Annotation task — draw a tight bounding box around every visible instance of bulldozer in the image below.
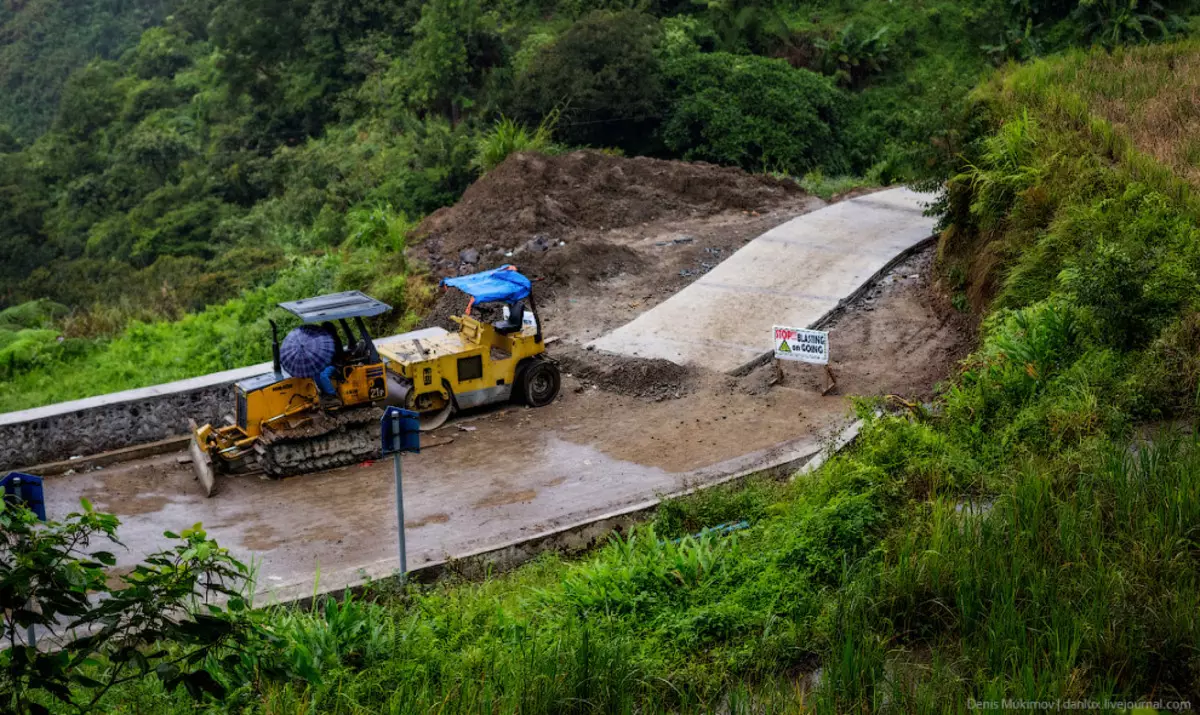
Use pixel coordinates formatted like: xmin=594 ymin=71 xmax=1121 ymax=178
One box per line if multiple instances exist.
xmin=189 ymin=265 xmax=560 ymax=496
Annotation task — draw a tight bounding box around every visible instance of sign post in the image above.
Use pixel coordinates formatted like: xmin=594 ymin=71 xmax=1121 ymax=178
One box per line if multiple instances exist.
xmin=3 ymin=472 xmax=45 ymax=648
xmin=380 ymin=408 xmax=421 ymax=582
xmin=772 ymin=325 xmax=837 ymax=394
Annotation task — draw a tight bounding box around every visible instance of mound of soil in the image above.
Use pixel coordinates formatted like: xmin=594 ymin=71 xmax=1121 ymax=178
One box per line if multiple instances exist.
xmin=554 ymin=344 xmax=696 ymax=402
xmin=412 ymin=150 xmax=804 ymax=277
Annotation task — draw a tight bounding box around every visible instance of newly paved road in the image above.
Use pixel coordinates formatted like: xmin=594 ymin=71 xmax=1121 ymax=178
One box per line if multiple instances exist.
xmin=588 ymin=187 xmax=937 ymax=372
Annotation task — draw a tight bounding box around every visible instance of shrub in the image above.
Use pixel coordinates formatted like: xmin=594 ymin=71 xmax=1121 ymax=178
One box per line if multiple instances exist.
xmin=660 ymin=52 xmax=848 ymax=175
xmin=511 ymin=10 xmax=664 ymax=152
xmin=1059 ymin=185 xmax=1200 ymax=349
xmin=814 ymin=23 xmax=893 ymax=88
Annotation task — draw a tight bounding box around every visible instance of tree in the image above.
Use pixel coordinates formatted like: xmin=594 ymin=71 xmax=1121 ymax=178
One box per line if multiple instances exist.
xmin=511 ymin=10 xmax=665 ymax=152
xmin=402 ymin=0 xmax=505 ymax=122
xmin=661 ymin=52 xmax=848 ymax=175
xmin=692 ymin=0 xmax=791 ymax=54
xmin=0 ymin=497 xmax=263 ymax=713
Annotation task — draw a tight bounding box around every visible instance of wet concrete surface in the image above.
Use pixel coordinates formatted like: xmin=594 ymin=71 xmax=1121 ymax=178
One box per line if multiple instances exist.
xmin=45 ymin=380 xmax=840 ymax=600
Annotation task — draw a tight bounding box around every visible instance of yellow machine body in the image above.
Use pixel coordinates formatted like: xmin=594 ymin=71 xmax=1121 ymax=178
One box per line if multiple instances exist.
xmin=192 ymin=360 xmax=386 ymax=489
xmin=377 ymin=315 xmax=545 ymax=415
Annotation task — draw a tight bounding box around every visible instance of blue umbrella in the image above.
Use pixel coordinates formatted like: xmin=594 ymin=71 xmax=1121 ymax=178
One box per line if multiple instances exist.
xmin=280 ymin=325 xmax=336 ymax=378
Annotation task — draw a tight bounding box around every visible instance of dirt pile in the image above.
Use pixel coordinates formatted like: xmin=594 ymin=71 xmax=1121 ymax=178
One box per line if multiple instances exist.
xmin=554 ymin=344 xmax=696 ymax=401
xmin=412 ymin=150 xmax=804 ymax=277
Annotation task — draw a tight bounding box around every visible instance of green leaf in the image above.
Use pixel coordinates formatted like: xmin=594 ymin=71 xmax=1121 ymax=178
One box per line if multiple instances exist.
xmin=155 ymin=662 xmax=180 ymax=682
xmin=80 ymin=497 xmax=93 ymax=512
xmin=70 ymin=672 xmax=105 ymax=688
xmin=182 ymin=669 xmax=226 ymax=700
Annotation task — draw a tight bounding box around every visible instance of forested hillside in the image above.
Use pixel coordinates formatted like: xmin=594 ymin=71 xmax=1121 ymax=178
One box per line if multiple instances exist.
xmin=0 ymin=0 xmax=180 ymax=141
xmin=0 ymin=0 xmax=1194 ymax=411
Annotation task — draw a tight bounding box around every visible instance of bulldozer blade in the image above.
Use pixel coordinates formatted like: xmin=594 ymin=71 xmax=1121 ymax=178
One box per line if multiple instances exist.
xmin=189 ymin=434 xmax=217 ymax=497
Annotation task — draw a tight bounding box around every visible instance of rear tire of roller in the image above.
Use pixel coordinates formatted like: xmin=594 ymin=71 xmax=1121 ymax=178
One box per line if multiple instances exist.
xmin=519 ymin=360 xmax=560 ymax=408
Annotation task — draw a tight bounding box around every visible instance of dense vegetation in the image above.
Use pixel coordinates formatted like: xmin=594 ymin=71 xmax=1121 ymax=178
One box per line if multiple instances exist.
xmin=0 ymin=0 xmax=181 ymax=143
xmin=0 ymin=0 xmax=1153 ymax=411
xmin=7 ymin=2 xmax=1200 ymax=711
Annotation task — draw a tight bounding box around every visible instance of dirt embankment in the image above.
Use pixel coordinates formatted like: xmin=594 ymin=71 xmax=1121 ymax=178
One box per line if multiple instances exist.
xmin=413 ymin=150 xmax=805 ymax=277
xmin=410 ymin=149 xmax=970 ymax=410
xmin=411 ymin=150 xmax=823 ymax=341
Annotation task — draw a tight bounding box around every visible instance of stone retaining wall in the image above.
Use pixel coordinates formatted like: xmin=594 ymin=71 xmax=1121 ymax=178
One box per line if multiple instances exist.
xmin=0 ymin=363 xmax=269 ymax=472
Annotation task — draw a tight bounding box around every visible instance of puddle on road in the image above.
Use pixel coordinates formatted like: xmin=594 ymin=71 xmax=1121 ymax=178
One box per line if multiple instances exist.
xmin=474 ymin=489 xmax=537 ymax=509
xmin=406 ymin=513 xmax=450 ymax=528
xmin=76 ymin=458 xmax=187 ymax=516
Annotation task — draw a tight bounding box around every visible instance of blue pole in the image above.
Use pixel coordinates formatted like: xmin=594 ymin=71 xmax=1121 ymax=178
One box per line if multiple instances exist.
xmin=393 ymin=452 xmax=407 ymax=582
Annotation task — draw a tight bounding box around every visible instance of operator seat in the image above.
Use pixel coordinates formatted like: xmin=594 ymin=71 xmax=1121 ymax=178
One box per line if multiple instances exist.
xmin=321 ymin=322 xmax=346 ymax=364
xmin=493 ymin=301 xmax=525 ymax=335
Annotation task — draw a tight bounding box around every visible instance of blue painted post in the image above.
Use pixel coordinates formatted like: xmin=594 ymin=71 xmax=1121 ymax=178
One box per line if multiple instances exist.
xmin=381 ymin=408 xmax=420 ymax=583
xmin=3 ymin=472 xmax=45 ymax=649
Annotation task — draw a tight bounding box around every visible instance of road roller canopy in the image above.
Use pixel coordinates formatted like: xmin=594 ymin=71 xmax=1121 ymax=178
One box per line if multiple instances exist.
xmin=441 ymin=265 xmax=531 ymax=304
xmin=278 ymin=291 xmax=392 ymax=324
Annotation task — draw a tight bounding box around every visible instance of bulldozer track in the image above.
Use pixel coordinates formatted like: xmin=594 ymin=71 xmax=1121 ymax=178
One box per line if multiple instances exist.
xmin=258 ymin=406 xmax=383 ymax=478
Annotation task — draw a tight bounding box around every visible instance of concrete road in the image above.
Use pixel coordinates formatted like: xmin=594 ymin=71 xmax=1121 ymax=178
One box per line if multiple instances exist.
xmin=587 ymin=187 xmax=937 ymax=372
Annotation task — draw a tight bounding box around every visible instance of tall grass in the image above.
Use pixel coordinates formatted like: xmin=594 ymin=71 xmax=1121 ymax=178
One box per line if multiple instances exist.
xmin=472 ymin=111 xmax=560 ymax=174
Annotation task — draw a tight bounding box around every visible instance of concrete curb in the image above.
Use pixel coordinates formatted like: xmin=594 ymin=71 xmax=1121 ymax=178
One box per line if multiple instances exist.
xmin=22 ymin=436 xmax=191 ymax=477
xmin=260 ymin=417 xmax=867 ymax=608
xmin=727 ymin=234 xmax=938 ymax=378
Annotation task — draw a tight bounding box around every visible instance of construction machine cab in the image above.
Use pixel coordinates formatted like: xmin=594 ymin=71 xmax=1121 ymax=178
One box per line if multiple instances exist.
xmin=189 ymin=291 xmax=394 ymax=497
xmin=277 ymin=291 xmax=389 ymax=367
xmin=445 ymin=265 xmax=543 ymax=340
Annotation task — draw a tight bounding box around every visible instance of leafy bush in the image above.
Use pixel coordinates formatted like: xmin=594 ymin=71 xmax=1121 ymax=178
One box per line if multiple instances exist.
xmin=512 ymin=10 xmax=665 ymax=151
xmin=1073 ymin=0 xmax=1178 ymax=47
xmin=1060 ymin=186 xmax=1200 ymax=349
xmin=0 ymin=498 xmax=268 ymax=712
xmin=660 ymin=52 xmax=848 ymax=175
xmin=814 ymin=23 xmax=893 ymax=88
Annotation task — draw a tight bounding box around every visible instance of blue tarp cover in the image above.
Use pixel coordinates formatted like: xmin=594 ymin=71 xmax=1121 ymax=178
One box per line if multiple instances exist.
xmin=441 ymin=266 xmax=531 ymax=304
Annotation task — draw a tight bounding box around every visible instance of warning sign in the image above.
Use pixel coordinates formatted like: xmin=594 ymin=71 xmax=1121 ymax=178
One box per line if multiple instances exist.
xmin=773 ymin=326 xmax=829 ymax=364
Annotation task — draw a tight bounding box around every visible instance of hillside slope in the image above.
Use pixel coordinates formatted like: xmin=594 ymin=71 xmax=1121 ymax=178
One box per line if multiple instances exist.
xmin=0 ymin=0 xmax=179 ymax=141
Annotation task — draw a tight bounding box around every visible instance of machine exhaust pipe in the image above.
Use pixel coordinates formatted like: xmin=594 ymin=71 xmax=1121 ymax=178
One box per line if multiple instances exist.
xmin=270 ymin=319 xmax=282 ymax=375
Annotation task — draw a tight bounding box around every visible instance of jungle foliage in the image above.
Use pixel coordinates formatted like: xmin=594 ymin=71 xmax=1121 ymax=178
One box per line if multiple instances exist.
xmin=5 ymin=0 xmax=1196 ymax=410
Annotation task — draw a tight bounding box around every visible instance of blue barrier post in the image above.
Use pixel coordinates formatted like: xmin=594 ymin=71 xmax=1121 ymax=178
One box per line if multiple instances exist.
xmin=381 ymin=408 xmax=421 ymax=582
xmin=3 ymin=472 xmax=45 ymax=648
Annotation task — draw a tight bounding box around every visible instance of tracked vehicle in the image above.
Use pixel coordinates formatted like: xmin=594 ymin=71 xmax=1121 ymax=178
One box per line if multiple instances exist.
xmin=190 ymin=266 xmax=559 ymax=496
